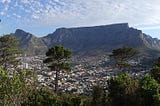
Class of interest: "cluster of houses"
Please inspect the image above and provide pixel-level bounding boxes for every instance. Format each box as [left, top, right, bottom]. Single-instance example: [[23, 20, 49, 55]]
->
[[17, 55, 149, 94]]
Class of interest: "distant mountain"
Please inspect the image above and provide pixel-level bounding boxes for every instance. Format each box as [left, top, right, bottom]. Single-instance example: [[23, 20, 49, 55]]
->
[[13, 29, 48, 55], [12, 23, 160, 56]]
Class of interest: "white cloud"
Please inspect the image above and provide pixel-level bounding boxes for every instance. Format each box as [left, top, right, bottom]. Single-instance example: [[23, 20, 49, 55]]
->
[[0, 0, 11, 3], [25, 0, 160, 27], [21, 0, 30, 4], [12, 13, 21, 18], [31, 14, 40, 19], [4, 5, 8, 11], [0, 12, 4, 15], [2, 0, 160, 28]]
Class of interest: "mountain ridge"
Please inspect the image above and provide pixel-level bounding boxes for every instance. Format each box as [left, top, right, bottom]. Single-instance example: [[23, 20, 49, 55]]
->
[[12, 23, 160, 56], [13, 29, 48, 55]]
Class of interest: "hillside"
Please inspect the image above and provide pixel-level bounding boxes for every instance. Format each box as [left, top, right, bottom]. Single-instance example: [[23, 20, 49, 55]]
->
[[12, 23, 160, 56], [13, 29, 48, 55]]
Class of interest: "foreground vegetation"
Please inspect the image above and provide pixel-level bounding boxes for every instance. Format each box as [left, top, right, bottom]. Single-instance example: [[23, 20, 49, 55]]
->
[[1, 67, 160, 106], [1, 35, 160, 106]]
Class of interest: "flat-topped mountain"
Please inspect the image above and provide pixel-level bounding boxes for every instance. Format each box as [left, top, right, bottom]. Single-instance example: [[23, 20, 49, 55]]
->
[[12, 23, 160, 56], [45, 23, 145, 54]]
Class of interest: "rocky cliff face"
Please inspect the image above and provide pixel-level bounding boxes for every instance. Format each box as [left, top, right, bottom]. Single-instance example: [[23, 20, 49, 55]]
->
[[12, 23, 160, 56], [45, 23, 146, 55], [141, 33, 160, 50]]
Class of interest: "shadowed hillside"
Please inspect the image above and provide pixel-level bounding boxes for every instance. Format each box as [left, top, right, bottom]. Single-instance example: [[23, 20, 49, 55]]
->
[[13, 23, 160, 56]]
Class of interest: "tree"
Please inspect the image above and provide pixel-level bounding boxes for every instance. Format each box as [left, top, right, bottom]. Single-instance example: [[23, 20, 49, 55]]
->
[[155, 57, 160, 67], [151, 66, 160, 83], [0, 35, 21, 71], [22, 88, 58, 106], [108, 72, 139, 106], [110, 47, 139, 70], [0, 68, 37, 106], [43, 45, 72, 94], [91, 85, 103, 106], [23, 89, 83, 106], [138, 75, 160, 106]]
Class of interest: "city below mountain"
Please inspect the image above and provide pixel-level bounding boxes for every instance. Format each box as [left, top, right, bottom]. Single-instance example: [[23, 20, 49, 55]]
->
[[12, 23, 160, 56]]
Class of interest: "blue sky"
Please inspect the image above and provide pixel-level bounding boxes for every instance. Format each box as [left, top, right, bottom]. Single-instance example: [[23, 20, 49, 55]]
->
[[0, 0, 160, 39]]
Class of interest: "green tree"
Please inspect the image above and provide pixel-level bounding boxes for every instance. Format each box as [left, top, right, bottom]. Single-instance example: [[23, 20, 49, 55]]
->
[[0, 68, 37, 106], [22, 88, 59, 106], [151, 66, 160, 83], [23, 88, 84, 106], [110, 47, 139, 70], [108, 72, 139, 106], [138, 75, 160, 106], [43, 45, 72, 94], [155, 57, 160, 67], [150, 57, 160, 84], [153, 94, 160, 106], [91, 85, 103, 106], [59, 94, 82, 106], [0, 35, 21, 71], [80, 96, 92, 106]]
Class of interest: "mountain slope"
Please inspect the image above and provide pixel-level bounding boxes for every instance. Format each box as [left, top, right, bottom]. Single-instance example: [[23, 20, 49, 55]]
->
[[45, 23, 151, 55], [13, 29, 48, 55], [13, 23, 160, 56]]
